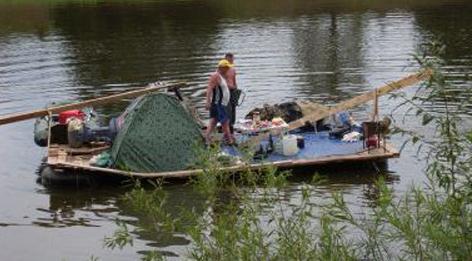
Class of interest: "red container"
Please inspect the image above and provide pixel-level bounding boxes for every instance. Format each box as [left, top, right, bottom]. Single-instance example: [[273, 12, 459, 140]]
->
[[59, 110, 85, 124], [366, 135, 379, 148]]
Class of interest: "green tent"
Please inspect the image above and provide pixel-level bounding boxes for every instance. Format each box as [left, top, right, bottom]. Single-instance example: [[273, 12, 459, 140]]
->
[[111, 93, 204, 173]]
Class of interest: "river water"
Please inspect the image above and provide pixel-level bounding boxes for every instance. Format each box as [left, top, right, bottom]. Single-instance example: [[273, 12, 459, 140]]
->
[[0, 1, 471, 260]]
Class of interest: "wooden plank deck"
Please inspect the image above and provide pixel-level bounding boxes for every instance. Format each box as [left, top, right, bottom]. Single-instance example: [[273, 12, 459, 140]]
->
[[47, 143, 399, 179]]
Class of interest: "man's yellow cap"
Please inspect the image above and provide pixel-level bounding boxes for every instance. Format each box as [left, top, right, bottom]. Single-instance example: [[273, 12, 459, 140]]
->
[[217, 59, 233, 68]]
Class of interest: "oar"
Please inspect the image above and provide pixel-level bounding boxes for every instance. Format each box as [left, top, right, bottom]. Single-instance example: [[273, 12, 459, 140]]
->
[[0, 82, 187, 126], [242, 69, 432, 147]]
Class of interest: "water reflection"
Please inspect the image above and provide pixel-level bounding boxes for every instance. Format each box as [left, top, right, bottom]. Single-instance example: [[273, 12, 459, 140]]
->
[[414, 6, 472, 115], [290, 14, 366, 102], [51, 2, 223, 89]]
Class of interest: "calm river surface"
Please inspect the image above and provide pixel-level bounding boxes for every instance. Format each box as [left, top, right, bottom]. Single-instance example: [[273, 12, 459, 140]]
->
[[0, 0, 471, 260]]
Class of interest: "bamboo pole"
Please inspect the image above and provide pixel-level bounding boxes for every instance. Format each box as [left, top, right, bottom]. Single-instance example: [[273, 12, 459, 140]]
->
[[242, 69, 432, 147], [0, 81, 187, 126], [287, 69, 432, 131]]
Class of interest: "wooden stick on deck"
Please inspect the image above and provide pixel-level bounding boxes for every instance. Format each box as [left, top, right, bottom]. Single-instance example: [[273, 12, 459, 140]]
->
[[0, 81, 187, 126]]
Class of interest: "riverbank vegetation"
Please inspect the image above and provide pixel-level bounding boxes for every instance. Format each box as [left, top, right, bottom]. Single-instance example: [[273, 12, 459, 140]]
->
[[101, 43, 472, 260]]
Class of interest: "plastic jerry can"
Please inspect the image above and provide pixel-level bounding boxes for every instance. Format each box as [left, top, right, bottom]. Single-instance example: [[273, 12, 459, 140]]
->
[[282, 135, 299, 156]]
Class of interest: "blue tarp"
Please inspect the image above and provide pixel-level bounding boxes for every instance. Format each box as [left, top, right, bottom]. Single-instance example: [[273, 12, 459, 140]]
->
[[222, 131, 363, 162]]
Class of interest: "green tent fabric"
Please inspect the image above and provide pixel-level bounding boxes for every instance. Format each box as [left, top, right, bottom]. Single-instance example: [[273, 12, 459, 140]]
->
[[111, 93, 204, 173]]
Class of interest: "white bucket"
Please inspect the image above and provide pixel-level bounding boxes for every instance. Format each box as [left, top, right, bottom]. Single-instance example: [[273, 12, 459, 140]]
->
[[282, 135, 299, 156]]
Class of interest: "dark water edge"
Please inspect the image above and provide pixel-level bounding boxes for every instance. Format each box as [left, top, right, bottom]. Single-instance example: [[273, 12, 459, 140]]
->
[[0, 0, 471, 260]]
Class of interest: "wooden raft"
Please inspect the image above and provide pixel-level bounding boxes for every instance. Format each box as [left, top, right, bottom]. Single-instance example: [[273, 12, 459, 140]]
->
[[41, 72, 430, 179], [47, 143, 399, 179]]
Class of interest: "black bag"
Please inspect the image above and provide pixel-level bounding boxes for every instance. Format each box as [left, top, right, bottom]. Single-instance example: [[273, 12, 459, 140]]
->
[[230, 89, 245, 106], [329, 126, 351, 139]]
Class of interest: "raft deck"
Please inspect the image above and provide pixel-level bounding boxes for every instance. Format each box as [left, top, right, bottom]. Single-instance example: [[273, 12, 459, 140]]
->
[[46, 132, 399, 179]]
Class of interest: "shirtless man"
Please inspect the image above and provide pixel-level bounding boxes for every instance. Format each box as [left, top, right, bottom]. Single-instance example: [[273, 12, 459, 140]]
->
[[225, 53, 238, 133], [205, 59, 235, 144]]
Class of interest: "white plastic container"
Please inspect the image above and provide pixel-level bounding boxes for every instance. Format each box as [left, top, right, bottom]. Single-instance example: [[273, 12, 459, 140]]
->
[[67, 118, 85, 148], [281, 135, 299, 156]]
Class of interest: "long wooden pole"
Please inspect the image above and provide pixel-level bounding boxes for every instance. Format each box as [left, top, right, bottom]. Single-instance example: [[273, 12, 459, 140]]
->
[[0, 82, 187, 126], [287, 69, 432, 131], [242, 69, 432, 147]]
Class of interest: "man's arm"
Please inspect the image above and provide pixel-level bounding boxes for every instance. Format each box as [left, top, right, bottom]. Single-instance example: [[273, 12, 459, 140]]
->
[[233, 70, 237, 89]]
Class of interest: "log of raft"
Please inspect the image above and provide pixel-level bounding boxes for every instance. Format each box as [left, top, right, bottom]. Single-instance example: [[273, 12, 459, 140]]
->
[[0, 81, 187, 126]]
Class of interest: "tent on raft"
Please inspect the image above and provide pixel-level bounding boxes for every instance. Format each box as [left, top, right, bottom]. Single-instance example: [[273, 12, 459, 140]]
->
[[110, 92, 205, 173]]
